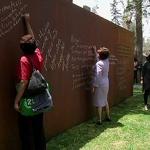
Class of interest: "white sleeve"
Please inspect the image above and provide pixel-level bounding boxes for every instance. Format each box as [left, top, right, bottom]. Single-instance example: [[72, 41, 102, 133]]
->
[[92, 62, 103, 87]]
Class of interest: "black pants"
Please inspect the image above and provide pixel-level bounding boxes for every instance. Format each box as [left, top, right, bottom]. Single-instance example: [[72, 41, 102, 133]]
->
[[144, 90, 150, 105], [18, 113, 46, 150], [134, 70, 138, 83]]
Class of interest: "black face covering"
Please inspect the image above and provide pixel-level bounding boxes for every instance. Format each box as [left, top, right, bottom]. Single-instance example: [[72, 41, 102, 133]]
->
[[20, 41, 37, 55]]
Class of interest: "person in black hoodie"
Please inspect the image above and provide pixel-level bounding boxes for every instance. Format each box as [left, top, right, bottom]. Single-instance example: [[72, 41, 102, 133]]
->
[[142, 54, 150, 111]]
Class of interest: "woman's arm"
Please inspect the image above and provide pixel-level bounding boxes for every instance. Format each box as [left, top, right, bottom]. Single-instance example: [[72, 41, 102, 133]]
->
[[91, 46, 99, 62]]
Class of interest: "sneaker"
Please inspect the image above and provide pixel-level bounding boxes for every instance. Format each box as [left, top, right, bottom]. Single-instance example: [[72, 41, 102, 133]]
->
[[145, 105, 148, 111]]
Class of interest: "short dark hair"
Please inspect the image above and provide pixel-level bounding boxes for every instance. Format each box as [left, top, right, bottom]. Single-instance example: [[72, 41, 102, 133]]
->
[[97, 47, 109, 60], [20, 41, 37, 55]]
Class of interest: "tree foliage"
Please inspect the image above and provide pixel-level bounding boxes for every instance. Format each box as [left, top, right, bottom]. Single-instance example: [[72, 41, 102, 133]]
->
[[110, 0, 122, 25], [143, 38, 150, 56], [111, 0, 150, 62]]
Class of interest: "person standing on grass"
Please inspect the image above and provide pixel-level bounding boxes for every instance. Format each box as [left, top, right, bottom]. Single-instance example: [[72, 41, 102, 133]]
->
[[142, 54, 150, 111], [92, 47, 111, 125], [14, 13, 46, 150]]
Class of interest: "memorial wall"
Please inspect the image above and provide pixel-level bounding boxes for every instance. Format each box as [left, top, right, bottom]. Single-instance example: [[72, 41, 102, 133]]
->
[[0, 0, 134, 149]]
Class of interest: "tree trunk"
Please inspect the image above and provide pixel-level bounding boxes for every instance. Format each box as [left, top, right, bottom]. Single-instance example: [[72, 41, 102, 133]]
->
[[135, 0, 143, 63]]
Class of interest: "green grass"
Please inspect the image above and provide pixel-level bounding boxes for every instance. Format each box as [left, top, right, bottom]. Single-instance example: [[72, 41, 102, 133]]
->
[[47, 86, 150, 150]]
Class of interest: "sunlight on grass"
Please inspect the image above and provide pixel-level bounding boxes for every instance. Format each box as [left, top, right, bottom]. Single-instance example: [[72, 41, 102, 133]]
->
[[47, 85, 150, 150]]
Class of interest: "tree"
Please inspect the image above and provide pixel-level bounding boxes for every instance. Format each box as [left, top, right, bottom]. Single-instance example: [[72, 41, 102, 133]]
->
[[122, 0, 134, 30], [119, 0, 150, 62], [134, 0, 143, 62], [92, 4, 99, 15], [110, 0, 122, 25], [143, 38, 150, 56]]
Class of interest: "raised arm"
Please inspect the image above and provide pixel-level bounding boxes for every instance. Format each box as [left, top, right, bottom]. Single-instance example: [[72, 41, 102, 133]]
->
[[23, 13, 35, 39], [14, 14, 35, 112], [92, 46, 99, 62]]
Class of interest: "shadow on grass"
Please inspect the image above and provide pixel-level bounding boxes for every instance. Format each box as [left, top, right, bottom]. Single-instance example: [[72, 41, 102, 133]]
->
[[47, 120, 123, 150], [47, 85, 149, 150]]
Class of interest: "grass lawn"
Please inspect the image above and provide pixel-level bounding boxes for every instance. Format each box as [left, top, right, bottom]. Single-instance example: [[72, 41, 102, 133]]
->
[[47, 86, 150, 150]]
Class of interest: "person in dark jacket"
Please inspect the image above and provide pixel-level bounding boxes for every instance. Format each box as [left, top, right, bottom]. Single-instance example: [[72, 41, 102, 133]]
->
[[142, 54, 150, 110]]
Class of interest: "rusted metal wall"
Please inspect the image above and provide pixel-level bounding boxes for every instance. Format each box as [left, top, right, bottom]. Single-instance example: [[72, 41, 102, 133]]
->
[[64, 0, 73, 3], [0, 0, 134, 149]]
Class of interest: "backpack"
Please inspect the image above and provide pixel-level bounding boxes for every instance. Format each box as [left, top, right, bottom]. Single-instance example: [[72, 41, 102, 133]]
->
[[20, 57, 53, 116]]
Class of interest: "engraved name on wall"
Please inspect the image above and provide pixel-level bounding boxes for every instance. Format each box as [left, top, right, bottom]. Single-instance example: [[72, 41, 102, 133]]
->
[[0, 0, 27, 38]]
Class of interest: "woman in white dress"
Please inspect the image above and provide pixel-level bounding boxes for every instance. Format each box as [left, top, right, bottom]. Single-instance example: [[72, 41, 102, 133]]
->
[[92, 47, 111, 125]]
